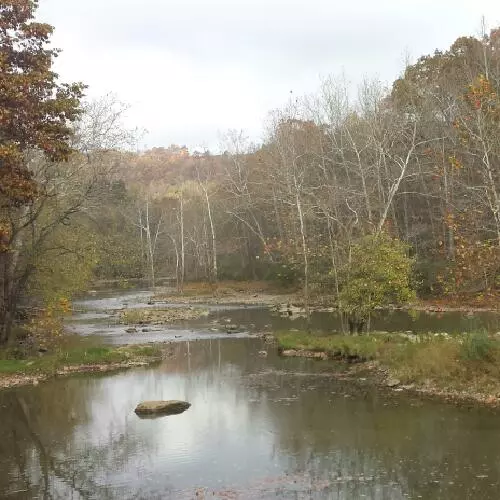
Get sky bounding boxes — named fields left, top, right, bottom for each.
left=36, top=0, right=500, bottom=151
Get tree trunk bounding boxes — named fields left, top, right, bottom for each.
left=0, top=245, right=21, bottom=345
left=203, top=186, right=218, bottom=284
left=145, top=201, right=156, bottom=288
left=180, top=193, right=185, bottom=292
left=295, top=191, right=309, bottom=318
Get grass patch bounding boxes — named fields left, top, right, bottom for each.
left=0, top=341, right=162, bottom=377
left=277, top=330, right=395, bottom=360
left=276, top=330, right=500, bottom=394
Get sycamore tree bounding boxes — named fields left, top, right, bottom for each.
left=339, top=233, right=415, bottom=334
left=0, top=0, right=84, bottom=343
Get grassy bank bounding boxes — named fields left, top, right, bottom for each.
left=276, top=330, right=500, bottom=402
left=0, top=341, right=163, bottom=388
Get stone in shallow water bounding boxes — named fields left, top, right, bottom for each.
left=134, top=400, right=191, bottom=417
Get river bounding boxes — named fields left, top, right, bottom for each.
left=1, top=290, right=500, bottom=499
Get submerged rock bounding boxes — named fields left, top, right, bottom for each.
left=125, top=327, right=138, bottom=333
left=134, top=400, right=191, bottom=417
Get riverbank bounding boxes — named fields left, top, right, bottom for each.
left=0, top=343, right=167, bottom=389
left=149, top=280, right=500, bottom=313
left=276, top=331, right=500, bottom=407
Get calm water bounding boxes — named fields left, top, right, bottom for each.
left=2, top=292, right=500, bottom=498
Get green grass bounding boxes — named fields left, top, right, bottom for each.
left=276, top=330, right=500, bottom=395
left=0, top=343, right=162, bottom=377
left=277, top=330, right=395, bottom=360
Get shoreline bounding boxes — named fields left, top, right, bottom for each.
left=277, top=326, right=500, bottom=409
left=3, top=332, right=500, bottom=410
left=281, top=349, right=500, bottom=408
left=0, top=360, right=155, bottom=390
left=0, top=344, right=169, bottom=390
left=149, top=283, right=500, bottom=313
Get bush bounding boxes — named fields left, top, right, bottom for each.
left=263, top=261, right=302, bottom=287
left=460, top=331, right=496, bottom=361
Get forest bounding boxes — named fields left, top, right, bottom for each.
left=2, top=0, right=500, bottom=345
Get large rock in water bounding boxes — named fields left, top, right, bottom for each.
left=134, top=400, right=191, bottom=416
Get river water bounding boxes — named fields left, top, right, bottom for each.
left=1, top=291, right=500, bottom=499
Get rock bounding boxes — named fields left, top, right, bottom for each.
left=258, top=350, right=268, bottom=357
left=225, top=324, right=240, bottom=334
left=141, top=328, right=151, bottom=332
left=125, top=327, right=138, bottom=333
left=38, top=347, right=48, bottom=353
left=281, top=349, right=328, bottom=360
left=134, top=400, right=191, bottom=417
left=386, top=377, right=401, bottom=388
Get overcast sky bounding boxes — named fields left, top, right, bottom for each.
left=37, top=0, right=500, bottom=151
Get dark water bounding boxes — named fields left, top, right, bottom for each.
left=1, top=338, right=500, bottom=499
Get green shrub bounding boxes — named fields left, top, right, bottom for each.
left=460, top=331, right=496, bottom=361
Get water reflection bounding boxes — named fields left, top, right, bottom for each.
left=1, top=339, right=500, bottom=498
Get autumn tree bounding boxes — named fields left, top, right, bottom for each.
left=0, top=0, right=84, bottom=343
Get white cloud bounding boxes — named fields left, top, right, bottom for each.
left=36, top=0, right=500, bottom=150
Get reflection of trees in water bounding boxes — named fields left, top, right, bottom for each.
left=2, top=338, right=500, bottom=499
left=0, top=377, right=175, bottom=499
left=142, top=338, right=500, bottom=498
left=261, top=372, right=500, bottom=499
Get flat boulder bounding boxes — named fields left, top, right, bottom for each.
left=135, top=400, right=191, bottom=417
